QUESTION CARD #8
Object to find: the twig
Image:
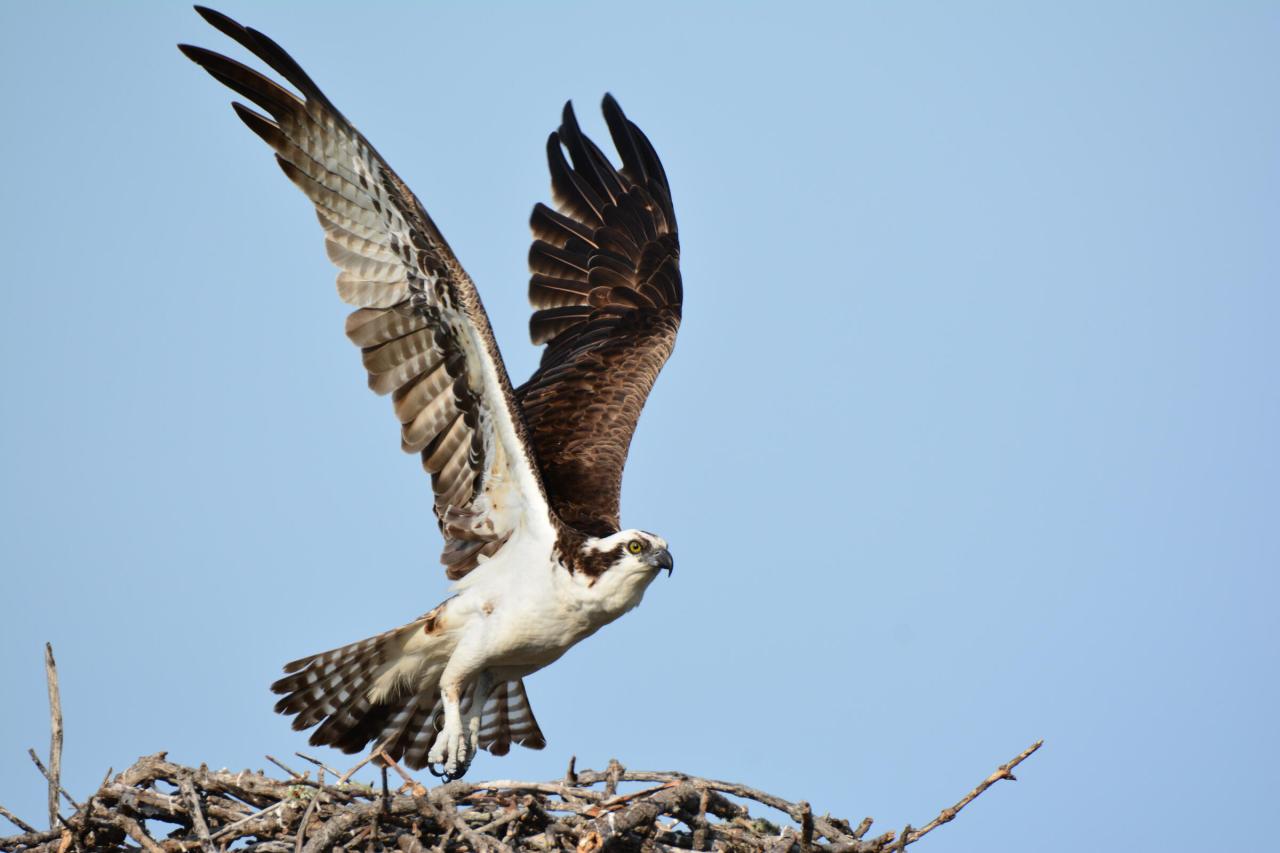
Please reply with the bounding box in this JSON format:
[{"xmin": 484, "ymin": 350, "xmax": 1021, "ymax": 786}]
[
  {"xmin": 419, "ymin": 794, "xmax": 513, "ymax": 853},
  {"xmin": 476, "ymin": 807, "xmax": 525, "ymax": 837},
  {"xmin": 207, "ymin": 799, "xmax": 289, "ymax": 842},
  {"xmin": 466, "ymin": 781, "xmax": 605, "ymax": 803},
  {"xmin": 574, "ymin": 769, "xmax": 848, "ymax": 844},
  {"xmin": 179, "ymin": 772, "xmax": 218, "ymax": 853},
  {"xmin": 587, "ymin": 784, "xmax": 676, "ymax": 816},
  {"xmin": 267, "ymin": 755, "xmax": 305, "ymax": 780},
  {"xmin": 603, "ymin": 759, "xmax": 625, "ymax": 798},
  {"xmin": 0, "ymin": 826, "xmax": 61, "ymax": 850},
  {"xmin": 905, "ymin": 739, "xmax": 1043, "ymax": 846},
  {"xmin": 295, "ymin": 766, "xmax": 324, "ymax": 853},
  {"xmin": 798, "ymin": 802, "xmax": 813, "ymax": 852},
  {"xmin": 0, "ymin": 805, "xmax": 36, "ymax": 835},
  {"xmin": 43, "ymin": 643, "xmax": 62, "ymax": 832},
  {"xmin": 296, "ymin": 747, "xmax": 386, "ymax": 853},
  {"xmin": 380, "ymin": 752, "xmax": 418, "ymax": 789},
  {"xmin": 26, "ymin": 750, "xmax": 79, "ymax": 812},
  {"xmin": 104, "ymin": 812, "xmax": 165, "ymax": 853},
  {"xmin": 295, "ymin": 752, "xmax": 342, "ymax": 778}
]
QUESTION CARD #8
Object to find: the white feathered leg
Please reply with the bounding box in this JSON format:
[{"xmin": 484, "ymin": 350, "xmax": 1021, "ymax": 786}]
[
  {"xmin": 427, "ymin": 682, "xmax": 468, "ymax": 777},
  {"xmin": 427, "ymin": 631, "xmax": 487, "ymax": 779},
  {"xmin": 465, "ymin": 671, "xmax": 495, "ymax": 757}
]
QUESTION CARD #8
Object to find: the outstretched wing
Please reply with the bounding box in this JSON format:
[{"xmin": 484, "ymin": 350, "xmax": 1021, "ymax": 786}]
[
  {"xmin": 517, "ymin": 97, "xmax": 682, "ymax": 536},
  {"xmin": 180, "ymin": 7, "xmax": 554, "ymax": 578}
]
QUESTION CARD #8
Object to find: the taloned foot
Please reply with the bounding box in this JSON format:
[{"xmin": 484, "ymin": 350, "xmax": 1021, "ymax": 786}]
[{"xmin": 426, "ymin": 760, "xmax": 469, "ymax": 783}]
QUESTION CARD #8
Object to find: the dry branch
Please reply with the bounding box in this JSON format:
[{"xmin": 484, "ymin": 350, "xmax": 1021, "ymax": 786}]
[
  {"xmin": 0, "ymin": 743, "xmax": 1040, "ymax": 853},
  {"xmin": 42, "ymin": 646, "xmax": 62, "ymax": 832}
]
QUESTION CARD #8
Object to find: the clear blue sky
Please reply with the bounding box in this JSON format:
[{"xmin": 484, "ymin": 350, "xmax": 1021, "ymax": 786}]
[{"xmin": 2, "ymin": 2, "xmax": 1276, "ymax": 850}]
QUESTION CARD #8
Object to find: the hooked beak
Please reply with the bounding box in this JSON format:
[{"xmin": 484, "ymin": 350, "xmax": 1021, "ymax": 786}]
[{"xmin": 647, "ymin": 548, "xmax": 674, "ymax": 575}]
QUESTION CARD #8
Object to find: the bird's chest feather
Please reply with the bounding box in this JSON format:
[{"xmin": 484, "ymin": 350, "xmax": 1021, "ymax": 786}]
[{"xmin": 456, "ymin": 558, "xmax": 650, "ymax": 672}]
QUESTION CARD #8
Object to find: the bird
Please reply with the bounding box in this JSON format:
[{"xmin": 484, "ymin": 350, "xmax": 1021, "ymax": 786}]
[{"xmin": 179, "ymin": 7, "xmax": 682, "ymax": 781}]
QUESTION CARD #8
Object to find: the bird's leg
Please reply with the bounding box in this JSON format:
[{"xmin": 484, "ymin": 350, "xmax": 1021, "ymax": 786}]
[
  {"xmin": 427, "ymin": 641, "xmax": 485, "ymax": 778},
  {"xmin": 427, "ymin": 681, "xmax": 468, "ymax": 777},
  {"xmin": 464, "ymin": 671, "xmax": 495, "ymax": 757}
]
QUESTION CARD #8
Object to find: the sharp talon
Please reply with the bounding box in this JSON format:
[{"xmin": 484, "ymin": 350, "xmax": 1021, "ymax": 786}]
[{"xmin": 426, "ymin": 760, "xmax": 469, "ymax": 782}]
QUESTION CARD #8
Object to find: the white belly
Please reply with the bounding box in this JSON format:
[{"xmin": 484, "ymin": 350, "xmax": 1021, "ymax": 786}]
[{"xmin": 442, "ymin": 530, "xmax": 659, "ymax": 681}]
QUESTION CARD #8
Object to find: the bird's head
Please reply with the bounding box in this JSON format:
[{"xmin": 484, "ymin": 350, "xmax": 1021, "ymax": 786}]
[
  {"xmin": 570, "ymin": 529, "xmax": 672, "ymax": 616},
  {"xmin": 578, "ymin": 529, "xmax": 673, "ymax": 578}
]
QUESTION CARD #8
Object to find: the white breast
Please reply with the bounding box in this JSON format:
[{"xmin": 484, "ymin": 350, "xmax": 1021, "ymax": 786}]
[{"xmin": 444, "ymin": 526, "xmax": 659, "ymax": 680}]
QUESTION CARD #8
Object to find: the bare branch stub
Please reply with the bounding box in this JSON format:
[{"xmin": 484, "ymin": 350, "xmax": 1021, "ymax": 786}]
[
  {"xmin": 0, "ymin": 742, "xmax": 1043, "ymax": 853},
  {"xmin": 43, "ymin": 644, "xmax": 63, "ymax": 833}
]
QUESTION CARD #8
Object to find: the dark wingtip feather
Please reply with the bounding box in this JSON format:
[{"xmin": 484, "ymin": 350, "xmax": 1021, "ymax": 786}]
[
  {"xmin": 178, "ymin": 43, "xmax": 302, "ymax": 118},
  {"xmin": 230, "ymin": 101, "xmax": 279, "ymax": 143},
  {"xmin": 545, "ymin": 131, "xmax": 604, "ymax": 222},
  {"xmin": 190, "ymin": 3, "xmax": 335, "ymax": 110},
  {"xmin": 193, "ymin": 5, "xmax": 239, "ymax": 33},
  {"xmin": 600, "ymin": 92, "xmax": 626, "ymax": 130},
  {"xmin": 601, "ymin": 93, "xmax": 650, "ymax": 187},
  {"xmin": 558, "ymin": 100, "xmax": 626, "ymax": 205}
]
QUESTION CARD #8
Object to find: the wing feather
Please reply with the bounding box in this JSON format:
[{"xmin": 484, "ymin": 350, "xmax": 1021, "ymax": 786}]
[
  {"xmin": 182, "ymin": 8, "xmax": 554, "ymax": 578},
  {"xmin": 517, "ymin": 97, "xmax": 682, "ymax": 536}
]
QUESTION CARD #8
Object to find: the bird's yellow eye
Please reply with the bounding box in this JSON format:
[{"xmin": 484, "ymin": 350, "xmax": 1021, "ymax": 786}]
[{"xmin": 627, "ymin": 540, "xmax": 644, "ymax": 554}]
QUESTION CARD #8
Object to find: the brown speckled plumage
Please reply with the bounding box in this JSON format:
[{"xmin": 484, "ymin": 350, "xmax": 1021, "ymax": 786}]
[{"xmin": 518, "ymin": 98, "xmax": 682, "ymax": 537}]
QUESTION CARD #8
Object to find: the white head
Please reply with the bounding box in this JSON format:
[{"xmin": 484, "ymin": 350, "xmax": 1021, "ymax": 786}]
[{"xmin": 571, "ymin": 529, "xmax": 673, "ymax": 615}]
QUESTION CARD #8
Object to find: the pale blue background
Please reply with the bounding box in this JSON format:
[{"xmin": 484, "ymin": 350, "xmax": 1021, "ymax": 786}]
[{"xmin": 2, "ymin": 2, "xmax": 1277, "ymax": 851}]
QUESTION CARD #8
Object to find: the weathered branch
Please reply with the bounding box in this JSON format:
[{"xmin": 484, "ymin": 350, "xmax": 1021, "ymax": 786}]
[
  {"xmin": 904, "ymin": 739, "xmax": 1043, "ymax": 846},
  {"xmin": 42, "ymin": 644, "xmax": 62, "ymax": 833},
  {"xmin": 0, "ymin": 807, "xmax": 36, "ymax": 836}
]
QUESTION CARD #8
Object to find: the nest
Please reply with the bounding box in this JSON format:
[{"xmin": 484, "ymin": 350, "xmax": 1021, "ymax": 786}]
[{"xmin": 0, "ymin": 743, "xmax": 1041, "ymax": 853}]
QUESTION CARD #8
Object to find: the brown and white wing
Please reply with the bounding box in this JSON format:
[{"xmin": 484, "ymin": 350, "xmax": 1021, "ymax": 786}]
[
  {"xmin": 180, "ymin": 8, "xmax": 554, "ymax": 578},
  {"xmin": 517, "ymin": 97, "xmax": 683, "ymax": 536}
]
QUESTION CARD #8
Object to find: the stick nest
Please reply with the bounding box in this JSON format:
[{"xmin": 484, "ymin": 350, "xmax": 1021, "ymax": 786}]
[{"xmin": 0, "ymin": 742, "xmax": 1041, "ymax": 853}]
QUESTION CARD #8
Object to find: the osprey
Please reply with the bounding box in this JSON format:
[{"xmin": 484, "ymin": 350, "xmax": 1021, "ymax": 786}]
[{"xmin": 180, "ymin": 8, "xmax": 681, "ymax": 780}]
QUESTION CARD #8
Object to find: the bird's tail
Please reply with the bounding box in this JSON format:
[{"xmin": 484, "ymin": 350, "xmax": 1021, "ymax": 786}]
[
  {"xmin": 469, "ymin": 678, "xmax": 547, "ymax": 757},
  {"xmin": 270, "ymin": 614, "xmax": 439, "ymax": 760},
  {"xmin": 270, "ymin": 606, "xmax": 546, "ymax": 769}
]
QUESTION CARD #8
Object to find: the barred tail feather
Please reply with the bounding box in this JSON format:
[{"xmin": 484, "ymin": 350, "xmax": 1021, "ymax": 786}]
[
  {"xmin": 476, "ymin": 679, "xmax": 547, "ymax": 756},
  {"xmin": 270, "ymin": 616, "xmax": 441, "ymax": 760},
  {"xmin": 270, "ymin": 616, "xmax": 545, "ymax": 769},
  {"xmin": 388, "ymin": 693, "xmax": 445, "ymax": 769},
  {"xmin": 363, "ymin": 678, "xmax": 547, "ymax": 768}
]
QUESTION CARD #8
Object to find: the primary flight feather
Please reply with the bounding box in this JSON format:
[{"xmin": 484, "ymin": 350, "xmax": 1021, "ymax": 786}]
[{"xmin": 180, "ymin": 6, "xmax": 682, "ymax": 780}]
